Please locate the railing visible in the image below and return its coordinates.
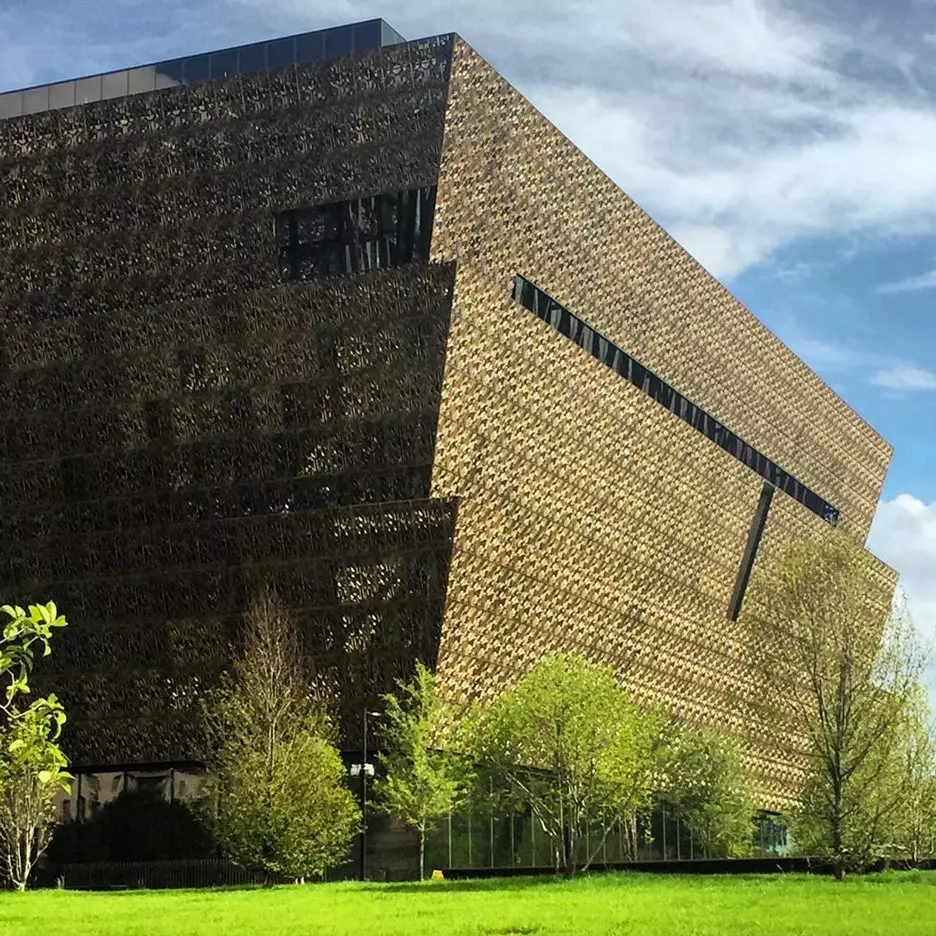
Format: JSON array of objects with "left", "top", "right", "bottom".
[{"left": 41, "top": 859, "right": 282, "bottom": 891}]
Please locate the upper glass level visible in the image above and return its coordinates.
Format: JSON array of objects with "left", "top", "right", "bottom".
[{"left": 0, "top": 19, "right": 406, "bottom": 121}]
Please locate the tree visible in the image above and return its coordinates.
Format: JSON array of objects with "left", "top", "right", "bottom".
[
  {"left": 660, "top": 723, "right": 756, "bottom": 858},
  {"left": 466, "top": 653, "right": 666, "bottom": 875},
  {"left": 879, "top": 683, "right": 936, "bottom": 865},
  {"left": 742, "top": 532, "right": 925, "bottom": 878},
  {"left": 0, "top": 601, "right": 70, "bottom": 891},
  {"left": 200, "top": 591, "right": 359, "bottom": 881},
  {"left": 373, "top": 661, "right": 473, "bottom": 880}
]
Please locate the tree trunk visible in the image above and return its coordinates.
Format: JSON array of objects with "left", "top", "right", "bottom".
[
  {"left": 832, "top": 774, "right": 846, "bottom": 881},
  {"left": 419, "top": 826, "right": 426, "bottom": 882},
  {"left": 562, "top": 823, "right": 575, "bottom": 877}
]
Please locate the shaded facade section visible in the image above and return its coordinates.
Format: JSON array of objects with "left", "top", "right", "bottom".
[
  {"left": 0, "top": 36, "right": 458, "bottom": 767},
  {"left": 3, "top": 266, "right": 458, "bottom": 765}
]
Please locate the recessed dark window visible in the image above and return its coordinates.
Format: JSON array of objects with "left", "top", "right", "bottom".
[
  {"left": 276, "top": 187, "right": 437, "bottom": 282},
  {"left": 238, "top": 42, "right": 267, "bottom": 73},
  {"left": 512, "top": 274, "right": 839, "bottom": 526},
  {"left": 61, "top": 457, "right": 88, "bottom": 501},
  {"left": 353, "top": 21, "right": 383, "bottom": 50},
  {"left": 296, "top": 32, "right": 324, "bottom": 63},
  {"left": 144, "top": 399, "right": 175, "bottom": 444}
]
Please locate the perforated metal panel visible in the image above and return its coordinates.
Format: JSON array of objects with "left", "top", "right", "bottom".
[{"left": 428, "top": 40, "right": 897, "bottom": 807}]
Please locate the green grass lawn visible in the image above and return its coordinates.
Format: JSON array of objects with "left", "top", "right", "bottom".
[{"left": 2, "top": 871, "right": 936, "bottom": 936}]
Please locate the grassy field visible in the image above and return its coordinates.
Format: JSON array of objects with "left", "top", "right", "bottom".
[{"left": 2, "top": 871, "right": 936, "bottom": 936}]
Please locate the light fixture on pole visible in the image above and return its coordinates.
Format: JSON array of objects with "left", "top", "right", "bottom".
[{"left": 360, "top": 709, "right": 381, "bottom": 881}]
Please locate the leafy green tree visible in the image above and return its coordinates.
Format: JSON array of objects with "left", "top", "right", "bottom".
[
  {"left": 0, "top": 602, "right": 70, "bottom": 890},
  {"left": 742, "top": 533, "right": 925, "bottom": 879},
  {"left": 660, "top": 724, "right": 757, "bottom": 857},
  {"left": 466, "top": 653, "right": 666, "bottom": 875},
  {"left": 201, "top": 591, "right": 359, "bottom": 881},
  {"left": 373, "top": 661, "right": 473, "bottom": 880},
  {"left": 891, "top": 685, "right": 936, "bottom": 863}
]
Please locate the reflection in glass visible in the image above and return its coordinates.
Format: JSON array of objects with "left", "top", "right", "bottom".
[
  {"left": 324, "top": 27, "right": 353, "bottom": 57},
  {"left": 238, "top": 42, "right": 266, "bottom": 73},
  {"left": 101, "top": 70, "right": 129, "bottom": 100},
  {"left": 128, "top": 67, "right": 156, "bottom": 94},
  {"left": 49, "top": 82, "right": 76, "bottom": 110},
  {"left": 266, "top": 37, "right": 295, "bottom": 69},
  {"left": 210, "top": 50, "right": 238, "bottom": 79},
  {"left": 353, "top": 20, "right": 382, "bottom": 50},
  {"left": 75, "top": 76, "right": 102, "bottom": 104},
  {"left": 155, "top": 61, "right": 185, "bottom": 89},
  {"left": 183, "top": 55, "right": 210, "bottom": 84},
  {"left": 22, "top": 86, "right": 50, "bottom": 115},
  {"left": 0, "top": 20, "right": 407, "bottom": 122},
  {"left": 296, "top": 32, "right": 324, "bottom": 63},
  {"left": 0, "top": 91, "right": 23, "bottom": 118},
  {"left": 381, "top": 21, "right": 407, "bottom": 46}
]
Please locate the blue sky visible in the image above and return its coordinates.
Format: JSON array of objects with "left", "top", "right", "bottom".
[{"left": 2, "top": 0, "right": 935, "bottom": 647}]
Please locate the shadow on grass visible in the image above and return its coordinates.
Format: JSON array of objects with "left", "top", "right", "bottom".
[{"left": 373, "top": 876, "right": 570, "bottom": 895}]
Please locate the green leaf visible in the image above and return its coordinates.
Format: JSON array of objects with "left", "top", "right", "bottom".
[{"left": 38, "top": 770, "right": 53, "bottom": 784}]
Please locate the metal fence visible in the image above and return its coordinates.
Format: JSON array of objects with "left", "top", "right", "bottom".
[{"left": 41, "top": 859, "right": 280, "bottom": 891}]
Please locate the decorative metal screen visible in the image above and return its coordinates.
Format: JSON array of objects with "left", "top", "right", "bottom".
[{"left": 0, "top": 35, "right": 458, "bottom": 767}]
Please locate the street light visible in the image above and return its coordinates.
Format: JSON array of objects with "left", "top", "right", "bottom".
[{"left": 360, "top": 709, "right": 381, "bottom": 881}]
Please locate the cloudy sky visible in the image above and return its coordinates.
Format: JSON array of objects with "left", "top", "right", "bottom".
[{"left": 1, "top": 0, "right": 935, "bottom": 655}]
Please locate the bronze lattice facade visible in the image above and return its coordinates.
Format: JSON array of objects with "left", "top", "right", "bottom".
[{"left": 0, "top": 27, "right": 894, "bottom": 803}]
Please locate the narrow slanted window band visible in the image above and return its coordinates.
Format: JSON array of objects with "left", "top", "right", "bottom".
[
  {"left": 728, "top": 482, "right": 775, "bottom": 621},
  {"left": 512, "top": 274, "right": 838, "bottom": 526}
]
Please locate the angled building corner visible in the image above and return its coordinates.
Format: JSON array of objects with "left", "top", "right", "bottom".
[{"left": 426, "top": 37, "right": 897, "bottom": 807}]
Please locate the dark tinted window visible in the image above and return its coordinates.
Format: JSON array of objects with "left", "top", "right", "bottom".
[
  {"left": 155, "top": 60, "right": 186, "bottom": 87},
  {"left": 238, "top": 42, "right": 267, "bottom": 72},
  {"left": 276, "top": 187, "right": 437, "bottom": 281},
  {"left": 266, "top": 37, "right": 295, "bottom": 70},
  {"left": 211, "top": 50, "right": 239, "bottom": 79},
  {"left": 183, "top": 55, "right": 210, "bottom": 84},
  {"left": 353, "top": 20, "right": 382, "bottom": 49},
  {"left": 324, "top": 27, "right": 354, "bottom": 56},
  {"left": 295, "top": 31, "right": 324, "bottom": 63}
]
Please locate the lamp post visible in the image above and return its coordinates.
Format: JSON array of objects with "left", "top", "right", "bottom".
[{"left": 360, "top": 709, "right": 381, "bottom": 881}]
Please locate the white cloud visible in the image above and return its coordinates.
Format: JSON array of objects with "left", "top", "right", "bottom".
[
  {"left": 878, "top": 267, "right": 936, "bottom": 292},
  {"left": 869, "top": 495, "right": 936, "bottom": 685},
  {"left": 872, "top": 364, "right": 936, "bottom": 390}
]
